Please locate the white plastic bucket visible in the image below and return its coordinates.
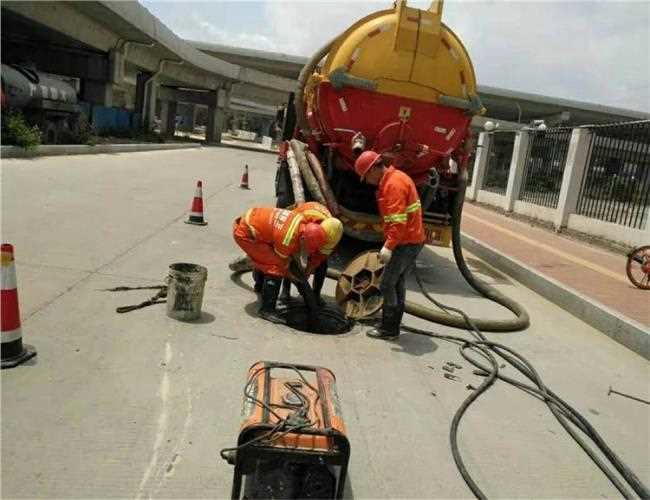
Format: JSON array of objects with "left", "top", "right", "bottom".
[{"left": 166, "top": 263, "right": 207, "bottom": 321}]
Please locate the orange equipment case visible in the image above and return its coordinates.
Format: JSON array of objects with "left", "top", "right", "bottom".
[{"left": 222, "top": 361, "right": 350, "bottom": 498}]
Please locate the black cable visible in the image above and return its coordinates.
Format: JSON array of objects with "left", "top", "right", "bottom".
[
  {"left": 465, "top": 340, "right": 635, "bottom": 499},
  {"left": 408, "top": 268, "right": 648, "bottom": 498},
  {"left": 102, "top": 285, "right": 166, "bottom": 292}
]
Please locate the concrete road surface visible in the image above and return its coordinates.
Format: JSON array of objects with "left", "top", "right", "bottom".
[{"left": 2, "top": 147, "right": 648, "bottom": 498}]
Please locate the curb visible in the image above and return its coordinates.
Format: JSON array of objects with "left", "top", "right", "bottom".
[
  {"left": 1, "top": 143, "right": 202, "bottom": 159},
  {"left": 211, "top": 141, "right": 279, "bottom": 157},
  {"left": 462, "top": 232, "right": 650, "bottom": 360}
]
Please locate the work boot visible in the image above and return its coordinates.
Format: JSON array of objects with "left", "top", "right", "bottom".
[
  {"left": 314, "top": 292, "right": 326, "bottom": 308},
  {"left": 259, "top": 277, "right": 284, "bottom": 324},
  {"left": 253, "top": 270, "right": 264, "bottom": 294},
  {"left": 366, "top": 305, "right": 401, "bottom": 340},
  {"left": 313, "top": 262, "right": 327, "bottom": 307},
  {"left": 278, "top": 279, "right": 291, "bottom": 304}
]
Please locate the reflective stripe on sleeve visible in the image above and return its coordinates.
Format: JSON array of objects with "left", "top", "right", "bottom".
[
  {"left": 282, "top": 215, "right": 303, "bottom": 246},
  {"left": 383, "top": 213, "right": 408, "bottom": 223},
  {"left": 405, "top": 200, "right": 421, "bottom": 213}
]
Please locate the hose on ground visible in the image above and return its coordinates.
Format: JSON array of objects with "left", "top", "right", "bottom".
[
  {"left": 448, "top": 177, "right": 530, "bottom": 331},
  {"left": 404, "top": 267, "right": 648, "bottom": 499},
  {"left": 229, "top": 260, "right": 647, "bottom": 496},
  {"left": 329, "top": 177, "right": 529, "bottom": 332}
]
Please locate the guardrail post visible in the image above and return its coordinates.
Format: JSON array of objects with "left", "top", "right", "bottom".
[
  {"left": 466, "top": 132, "right": 491, "bottom": 201},
  {"left": 554, "top": 128, "right": 592, "bottom": 230},
  {"left": 503, "top": 131, "right": 530, "bottom": 212}
]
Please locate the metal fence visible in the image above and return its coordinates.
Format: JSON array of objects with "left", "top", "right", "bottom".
[
  {"left": 518, "top": 128, "right": 572, "bottom": 208},
  {"left": 483, "top": 132, "right": 516, "bottom": 195},
  {"left": 576, "top": 120, "right": 650, "bottom": 230}
]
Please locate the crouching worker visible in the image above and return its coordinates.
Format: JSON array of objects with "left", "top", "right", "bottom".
[
  {"left": 232, "top": 206, "right": 341, "bottom": 323},
  {"left": 354, "top": 151, "right": 425, "bottom": 340},
  {"left": 280, "top": 202, "right": 343, "bottom": 306}
]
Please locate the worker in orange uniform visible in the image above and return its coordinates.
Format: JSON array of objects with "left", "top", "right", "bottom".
[
  {"left": 232, "top": 206, "right": 341, "bottom": 323},
  {"left": 279, "top": 202, "right": 343, "bottom": 305},
  {"left": 354, "top": 151, "right": 425, "bottom": 339}
]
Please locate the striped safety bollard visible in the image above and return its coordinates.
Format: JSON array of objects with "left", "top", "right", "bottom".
[
  {"left": 185, "top": 180, "right": 208, "bottom": 226},
  {"left": 1, "top": 244, "right": 36, "bottom": 369}
]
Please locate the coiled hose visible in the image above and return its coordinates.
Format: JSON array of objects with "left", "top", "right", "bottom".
[
  {"left": 327, "top": 178, "right": 530, "bottom": 332},
  {"left": 448, "top": 177, "right": 530, "bottom": 331}
]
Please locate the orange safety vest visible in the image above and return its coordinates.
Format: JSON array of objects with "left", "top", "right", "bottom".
[
  {"left": 377, "top": 166, "right": 425, "bottom": 250},
  {"left": 242, "top": 207, "right": 305, "bottom": 258}
]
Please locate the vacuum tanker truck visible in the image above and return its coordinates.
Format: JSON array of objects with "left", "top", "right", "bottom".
[
  {"left": 276, "top": 0, "right": 484, "bottom": 248},
  {"left": 1, "top": 63, "right": 81, "bottom": 144}
]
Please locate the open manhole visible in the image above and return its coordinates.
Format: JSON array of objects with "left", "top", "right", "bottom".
[{"left": 280, "top": 302, "right": 352, "bottom": 335}]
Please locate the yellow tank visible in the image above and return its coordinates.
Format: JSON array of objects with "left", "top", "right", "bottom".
[
  {"left": 295, "top": 0, "right": 481, "bottom": 246},
  {"left": 309, "top": 0, "right": 482, "bottom": 112}
]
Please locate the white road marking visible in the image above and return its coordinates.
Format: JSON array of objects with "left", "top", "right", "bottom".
[{"left": 135, "top": 342, "right": 172, "bottom": 500}]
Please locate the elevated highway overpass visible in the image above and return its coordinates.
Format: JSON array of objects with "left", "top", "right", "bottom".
[
  {"left": 2, "top": 1, "right": 296, "bottom": 141},
  {"left": 2, "top": 1, "right": 647, "bottom": 143},
  {"left": 190, "top": 41, "right": 649, "bottom": 129}
]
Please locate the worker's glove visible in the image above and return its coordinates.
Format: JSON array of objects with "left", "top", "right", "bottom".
[{"left": 379, "top": 246, "right": 392, "bottom": 264}]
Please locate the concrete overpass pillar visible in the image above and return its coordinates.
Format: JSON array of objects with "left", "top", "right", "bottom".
[
  {"left": 134, "top": 73, "right": 150, "bottom": 128},
  {"left": 159, "top": 100, "right": 178, "bottom": 139},
  {"left": 143, "top": 79, "right": 159, "bottom": 130},
  {"left": 206, "top": 86, "right": 231, "bottom": 144}
]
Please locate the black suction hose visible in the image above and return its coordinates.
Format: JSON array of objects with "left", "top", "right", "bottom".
[
  {"left": 295, "top": 38, "right": 336, "bottom": 134},
  {"left": 326, "top": 179, "right": 530, "bottom": 332},
  {"left": 448, "top": 177, "right": 530, "bottom": 331}
]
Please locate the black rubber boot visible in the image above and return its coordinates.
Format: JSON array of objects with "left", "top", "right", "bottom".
[
  {"left": 395, "top": 302, "right": 405, "bottom": 329},
  {"left": 259, "top": 277, "right": 284, "bottom": 324},
  {"left": 278, "top": 278, "right": 291, "bottom": 303},
  {"left": 366, "top": 305, "right": 401, "bottom": 340},
  {"left": 253, "top": 269, "right": 264, "bottom": 294},
  {"left": 313, "top": 261, "right": 328, "bottom": 307}
]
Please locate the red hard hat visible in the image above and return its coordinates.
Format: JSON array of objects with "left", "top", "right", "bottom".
[
  {"left": 354, "top": 151, "right": 381, "bottom": 179},
  {"left": 302, "top": 223, "right": 327, "bottom": 254}
]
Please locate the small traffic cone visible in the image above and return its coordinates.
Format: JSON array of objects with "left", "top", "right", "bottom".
[
  {"left": 185, "top": 180, "right": 208, "bottom": 226},
  {"left": 240, "top": 164, "right": 250, "bottom": 190},
  {"left": 1, "top": 244, "right": 36, "bottom": 369}
]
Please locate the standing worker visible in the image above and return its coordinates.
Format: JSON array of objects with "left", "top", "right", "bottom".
[
  {"left": 232, "top": 206, "right": 341, "bottom": 323},
  {"left": 354, "top": 151, "right": 425, "bottom": 339},
  {"left": 280, "top": 202, "right": 343, "bottom": 306}
]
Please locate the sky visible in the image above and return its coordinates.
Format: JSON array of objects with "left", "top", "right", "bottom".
[{"left": 141, "top": 0, "right": 650, "bottom": 112}]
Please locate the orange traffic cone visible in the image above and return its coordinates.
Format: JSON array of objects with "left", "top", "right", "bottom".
[
  {"left": 185, "top": 180, "right": 208, "bottom": 226},
  {"left": 240, "top": 164, "right": 250, "bottom": 190},
  {"left": 1, "top": 244, "right": 36, "bottom": 369}
]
